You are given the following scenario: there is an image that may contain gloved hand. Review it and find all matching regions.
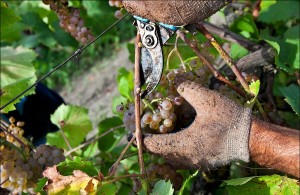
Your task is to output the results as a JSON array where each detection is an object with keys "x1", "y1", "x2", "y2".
[
  {"x1": 143, "y1": 81, "x2": 252, "y2": 170},
  {"x1": 123, "y1": 0, "x2": 229, "y2": 26}
]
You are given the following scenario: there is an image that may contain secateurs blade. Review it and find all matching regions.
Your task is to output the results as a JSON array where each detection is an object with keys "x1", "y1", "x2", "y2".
[{"x1": 135, "y1": 19, "x2": 176, "y2": 98}]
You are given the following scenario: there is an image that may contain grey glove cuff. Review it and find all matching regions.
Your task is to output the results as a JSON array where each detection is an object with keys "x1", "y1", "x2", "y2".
[{"x1": 227, "y1": 107, "x2": 252, "y2": 163}]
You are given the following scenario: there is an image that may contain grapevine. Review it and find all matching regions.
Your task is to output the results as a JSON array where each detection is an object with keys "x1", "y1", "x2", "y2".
[{"x1": 1, "y1": 0, "x2": 299, "y2": 194}]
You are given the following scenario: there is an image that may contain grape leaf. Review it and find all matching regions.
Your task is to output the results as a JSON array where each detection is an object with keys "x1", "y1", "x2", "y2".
[
  {"x1": 151, "y1": 180, "x2": 174, "y2": 195},
  {"x1": 259, "y1": 0, "x2": 299, "y2": 23},
  {"x1": 279, "y1": 84, "x2": 300, "y2": 116},
  {"x1": 0, "y1": 4, "x2": 21, "y2": 33},
  {"x1": 35, "y1": 177, "x2": 48, "y2": 194},
  {"x1": 43, "y1": 166, "x2": 100, "y2": 195},
  {"x1": 57, "y1": 156, "x2": 98, "y2": 177},
  {"x1": 97, "y1": 117, "x2": 125, "y2": 152},
  {"x1": 222, "y1": 176, "x2": 257, "y2": 186},
  {"x1": 246, "y1": 80, "x2": 260, "y2": 108},
  {"x1": 0, "y1": 46, "x2": 37, "y2": 113},
  {"x1": 97, "y1": 183, "x2": 118, "y2": 195},
  {"x1": 230, "y1": 43, "x2": 249, "y2": 61},
  {"x1": 47, "y1": 104, "x2": 92, "y2": 149},
  {"x1": 224, "y1": 175, "x2": 299, "y2": 195},
  {"x1": 230, "y1": 14, "x2": 259, "y2": 39},
  {"x1": 117, "y1": 67, "x2": 134, "y2": 101}
]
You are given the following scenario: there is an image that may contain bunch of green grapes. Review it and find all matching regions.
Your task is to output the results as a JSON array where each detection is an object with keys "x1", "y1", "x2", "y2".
[
  {"x1": 0, "y1": 117, "x2": 65, "y2": 194},
  {"x1": 42, "y1": 0, "x2": 94, "y2": 44}
]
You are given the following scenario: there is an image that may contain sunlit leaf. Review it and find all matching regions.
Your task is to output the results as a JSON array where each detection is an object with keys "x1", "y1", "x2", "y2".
[
  {"x1": 151, "y1": 180, "x2": 174, "y2": 195},
  {"x1": 279, "y1": 84, "x2": 300, "y2": 116},
  {"x1": 0, "y1": 46, "x2": 37, "y2": 113},
  {"x1": 246, "y1": 80, "x2": 260, "y2": 108},
  {"x1": 57, "y1": 156, "x2": 98, "y2": 177},
  {"x1": 47, "y1": 104, "x2": 92, "y2": 149},
  {"x1": 43, "y1": 166, "x2": 100, "y2": 195}
]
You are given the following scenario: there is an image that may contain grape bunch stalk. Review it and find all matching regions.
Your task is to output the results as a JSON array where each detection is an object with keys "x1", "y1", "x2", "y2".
[
  {"x1": 42, "y1": 0, "x2": 94, "y2": 44},
  {"x1": 0, "y1": 117, "x2": 65, "y2": 194}
]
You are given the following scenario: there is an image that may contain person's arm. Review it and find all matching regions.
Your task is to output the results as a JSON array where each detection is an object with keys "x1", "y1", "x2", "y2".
[{"x1": 249, "y1": 118, "x2": 300, "y2": 178}]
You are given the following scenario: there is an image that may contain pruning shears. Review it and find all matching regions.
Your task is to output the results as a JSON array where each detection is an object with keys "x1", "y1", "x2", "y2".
[{"x1": 134, "y1": 17, "x2": 178, "y2": 98}]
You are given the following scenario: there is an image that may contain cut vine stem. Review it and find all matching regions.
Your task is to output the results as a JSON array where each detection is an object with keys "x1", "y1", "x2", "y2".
[
  {"x1": 196, "y1": 23, "x2": 251, "y2": 93},
  {"x1": 133, "y1": 33, "x2": 145, "y2": 176}
]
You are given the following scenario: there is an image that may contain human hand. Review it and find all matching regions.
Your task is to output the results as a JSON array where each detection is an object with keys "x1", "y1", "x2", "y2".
[
  {"x1": 142, "y1": 81, "x2": 252, "y2": 170},
  {"x1": 123, "y1": 1, "x2": 228, "y2": 26}
]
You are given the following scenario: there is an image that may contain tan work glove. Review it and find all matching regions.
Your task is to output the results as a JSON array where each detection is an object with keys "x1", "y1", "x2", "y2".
[
  {"x1": 123, "y1": 1, "x2": 228, "y2": 26},
  {"x1": 143, "y1": 81, "x2": 252, "y2": 170}
]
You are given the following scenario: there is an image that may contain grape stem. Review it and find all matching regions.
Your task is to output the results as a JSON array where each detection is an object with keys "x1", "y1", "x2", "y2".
[
  {"x1": 59, "y1": 129, "x2": 73, "y2": 159},
  {"x1": 176, "y1": 30, "x2": 245, "y2": 97},
  {"x1": 142, "y1": 99, "x2": 155, "y2": 113},
  {"x1": 0, "y1": 178, "x2": 9, "y2": 186},
  {"x1": 133, "y1": 33, "x2": 146, "y2": 176},
  {"x1": 104, "y1": 173, "x2": 144, "y2": 184},
  {"x1": 65, "y1": 124, "x2": 124, "y2": 156},
  {"x1": 166, "y1": 34, "x2": 187, "y2": 71}
]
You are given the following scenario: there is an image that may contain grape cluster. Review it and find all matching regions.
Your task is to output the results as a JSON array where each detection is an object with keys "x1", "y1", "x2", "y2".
[
  {"x1": 42, "y1": 0, "x2": 94, "y2": 44},
  {"x1": 0, "y1": 117, "x2": 65, "y2": 194},
  {"x1": 147, "y1": 163, "x2": 183, "y2": 191},
  {"x1": 108, "y1": 0, "x2": 124, "y2": 19}
]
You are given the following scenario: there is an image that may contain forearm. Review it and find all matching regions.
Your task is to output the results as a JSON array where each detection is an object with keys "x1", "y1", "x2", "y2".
[{"x1": 249, "y1": 118, "x2": 300, "y2": 178}]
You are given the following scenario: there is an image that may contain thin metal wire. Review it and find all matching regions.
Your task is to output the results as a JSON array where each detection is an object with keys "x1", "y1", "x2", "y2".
[{"x1": 0, "y1": 12, "x2": 129, "y2": 111}]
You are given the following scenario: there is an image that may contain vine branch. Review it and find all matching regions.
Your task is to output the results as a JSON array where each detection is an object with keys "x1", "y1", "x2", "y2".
[
  {"x1": 133, "y1": 33, "x2": 145, "y2": 176},
  {"x1": 176, "y1": 30, "x2": 245, "y2": 97}
]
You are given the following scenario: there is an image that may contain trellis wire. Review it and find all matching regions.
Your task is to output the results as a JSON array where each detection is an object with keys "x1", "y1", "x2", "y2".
[{"x1": 0, "y1": 12, "x2": 129, "y2": 111}]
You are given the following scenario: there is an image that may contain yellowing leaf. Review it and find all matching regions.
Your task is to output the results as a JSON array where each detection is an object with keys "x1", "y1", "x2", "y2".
[
  {"x1": 43, "y1": 166, "x2": 100, "y2": 195},
  {"x1": 246, "y1": 80, "x2": 260, "y2": 108}
]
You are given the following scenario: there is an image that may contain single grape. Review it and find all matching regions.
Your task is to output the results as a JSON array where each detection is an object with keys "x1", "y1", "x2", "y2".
[
  {"x1": 167, "y1": 71, "x2": 176, "y2": 81},
  {"x1": 152, "y1": 113, "x2": 162, "y2": 123},
  {"x1": 116, "y1": 104, "x2": 125, "y2": 112},
  {"x1": 38, "y1": 157, "x2": 46, "y2": 165},
  {"x1": 142, "y1": 112, "x2": 153, "y2": 124},
  {"x1": 160, "y1": 109, "x2": 170, "y2": 119},
  {"x1": 169, "y1": 113, "x2": 177, "y2": 122},
  {"x1": 159, "y1": 125, "x2": 168, "y2": 134},
  {"x1": 150, "y1": 121, "x2": 159, "y2": 130},
  {"x1": 161, "y1": 99, "x2": 172, "y2": 111},
  {"x1": 163, "y1": 119, "x2": 172, "y2": 128},
  {"x1": 114, "y1": 10, "x2": 123, "y2": 19},
  {"x1": 174, "y1": 96, "x2": 184, "y2": 105}
]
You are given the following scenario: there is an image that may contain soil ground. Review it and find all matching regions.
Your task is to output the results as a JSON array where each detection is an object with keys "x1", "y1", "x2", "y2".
[{"x1": 58, "y1": 45, "x2": 132, "y2": 133}]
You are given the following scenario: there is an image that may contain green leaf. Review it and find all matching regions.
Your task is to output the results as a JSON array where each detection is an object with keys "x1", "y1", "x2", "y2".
[
  {"x1": 281, "y1": 25, "x2": 300, "y2": 70},
  {"x1": 98, "y1": 183, "x2": 118, "y2": 195},
  {"x1": 47, "y1": 104, "x2": 92, "y2": 149},
  {"x1": 0, "y1": 46, "x2": 37, "y2": 113},
  {"x1": 259, "y1": 0, "x2": 299, "y2": 23},
  {"x1": 97, "y1": 117, "x2": 125, "y2": 152},
  {"x1": 151, "y1": 180, "x2": 174, "y2": 195},
  {"x1": 230, "y1": 14, "x2": 259, "y2": 39},
  {"x1": 223, "y1": 176, "x2": 257, "y2": 186},
  {"x1": 0, "y1": 5, "x2": 21, "y2": 33},
  {"x1": 224, "y1": 175, "x2": 299, "y2": 195},
  {"x1": 35, "y1": 177, "x2": 48, "y2": 194},
  {"x1": 246, "y1": 80, "x2": 260, "y2": 108},
  {"x1": 57, "y1": 156, "x2": 98, "y2": 177},
  {"x1": 116, "y1": 67, "x2": 134, "y2": 101},
  {"x1": 279, "y1": 84, "x2": 300, "y2": 116},
  {"x1": 179, "y1": 171, "x2": 198, "y2": 195},
  {"x1": 230, "y1": 43, "x2": 249, "y2": 61}
]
